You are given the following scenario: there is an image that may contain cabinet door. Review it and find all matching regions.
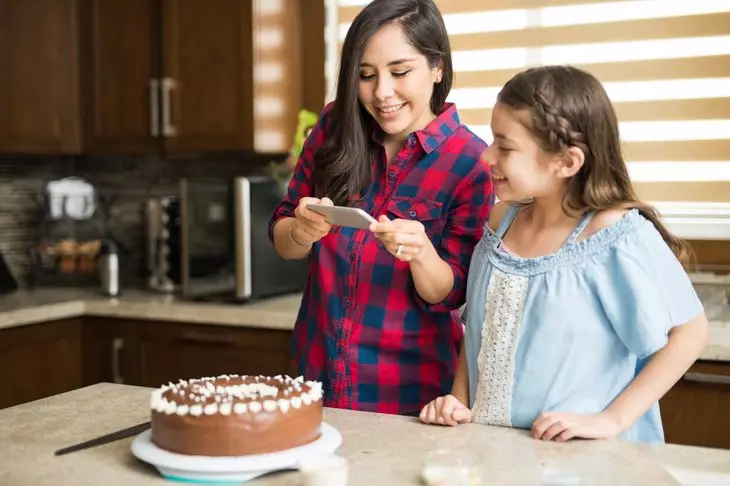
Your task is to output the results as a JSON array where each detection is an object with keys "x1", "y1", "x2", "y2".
[
  {"x1": 161, "y1": 0, "x2": 254, "y2": 152},
  {"x1": 0, "y1": 319, "x2": 83, "y2": 409},
  {"x1": 137, "y1": 322, "x2": 294, "y2": 387},
  {"x1": 661, "y1": 360, "x2": 730, "y2": 449},
  {"x1": 0, "y1": 0, "x2": 81, "y2": 153},
  {"x1": 80, "y1": 0, "x2": 162, "y2": 154},
  {"x1": 82, "y1": 318, "x2": 140, "y2": 387}
]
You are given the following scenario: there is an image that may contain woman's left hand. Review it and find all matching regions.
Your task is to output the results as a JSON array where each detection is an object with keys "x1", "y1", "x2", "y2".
[
  {"x1": 370, "y1": 215, "x2": 432, "y2": 262},
  {"x1": 531, "y1": 411, "x2": 623, "y2": 442}
]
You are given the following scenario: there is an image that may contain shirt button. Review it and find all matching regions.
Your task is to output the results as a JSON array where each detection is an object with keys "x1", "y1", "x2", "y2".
[
  {"x1": 344, "y1": 298, "x2": 353, "y2": 308},
  {"x1": 388, "y1": 170, "x2": 396, "y2": 178},
  {"x1": 349, "y1": 252, "x2": 357, "y2": 261},
  {"x1": 408, "y1": 210, "x2": 417, "y2": 218}
]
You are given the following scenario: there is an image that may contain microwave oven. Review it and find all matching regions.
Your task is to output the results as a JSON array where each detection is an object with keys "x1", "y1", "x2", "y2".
[{"x1": 178, "y1": 176, "x2": 308, "y2": 301}]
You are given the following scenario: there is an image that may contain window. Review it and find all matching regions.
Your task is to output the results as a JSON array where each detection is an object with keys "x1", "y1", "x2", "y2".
[{"x1": 328, "y1": 0, "x2": 730, "y2": 239}]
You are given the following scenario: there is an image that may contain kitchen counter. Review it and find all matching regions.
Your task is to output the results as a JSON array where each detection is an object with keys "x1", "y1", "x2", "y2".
[
  {"x1": 1, "y1": 383, "x2": 729, "y2": 486},
  {"x1": 0, "y1": 287, "x2": 303, "y2": 331},
  {"x1": 0, "y1": 285, "x2": 729, "y2": 361}
]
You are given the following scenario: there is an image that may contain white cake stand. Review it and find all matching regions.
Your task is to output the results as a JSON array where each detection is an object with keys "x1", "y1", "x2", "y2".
[{"x1": 130, "y1": 422, "x2": 342, "y2": 484}]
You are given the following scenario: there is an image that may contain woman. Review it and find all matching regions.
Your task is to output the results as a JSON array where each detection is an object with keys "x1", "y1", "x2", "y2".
[{"x1": 268, "y1": 0, "x2": 494, "y2": 415}]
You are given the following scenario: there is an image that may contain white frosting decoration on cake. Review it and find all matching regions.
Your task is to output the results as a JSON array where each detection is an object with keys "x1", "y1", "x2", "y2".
[
  {"x1": 249, "y1": 401, "x2": 262, "y2": 413},
  {"x1": 204, "y1": 403, "x2": 218, "y2": 415},
  {"x1": 150, "y1": 375, "x2": 322, "y2": 418},
  {"x1": 219, "y1": 402, "x2": 232, "y2": 416}
]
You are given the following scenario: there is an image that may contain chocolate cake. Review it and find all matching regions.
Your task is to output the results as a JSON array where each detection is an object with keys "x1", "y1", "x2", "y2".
[{"x1": 150, "y1": 374, "x2": 324, "y2": 456}]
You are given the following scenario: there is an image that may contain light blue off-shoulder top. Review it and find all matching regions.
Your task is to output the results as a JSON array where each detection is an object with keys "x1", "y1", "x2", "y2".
[{"x1": 463, "y1": 205, "x2": 703, "y2": 442}]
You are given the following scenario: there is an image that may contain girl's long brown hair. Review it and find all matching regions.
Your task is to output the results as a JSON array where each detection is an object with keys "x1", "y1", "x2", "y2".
[{"x1": 497, "y1": 65, "x2": 692, "y2": 267}]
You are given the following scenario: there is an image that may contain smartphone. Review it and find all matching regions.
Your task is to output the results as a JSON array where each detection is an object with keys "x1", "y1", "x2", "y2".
[{"x1": 306, "y1": 204, "x2": 377, "y2": 230}]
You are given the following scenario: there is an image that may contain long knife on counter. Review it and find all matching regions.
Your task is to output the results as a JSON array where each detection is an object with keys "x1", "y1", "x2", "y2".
[{"x1": 54, "y1": 421, "x2": 151, "y2": 456}]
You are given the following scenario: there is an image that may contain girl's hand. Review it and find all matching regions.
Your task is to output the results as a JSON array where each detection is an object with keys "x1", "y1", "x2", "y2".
[
  {"x1": 370, "y1": 215, "x2": 431, "y2": 262},
  {"x1": 419, "y1": 394, "x2": 472, "y2": 426},
  {"x1": 292, "y1": 197, "x2": 333, "y2": 245},
  {"x1": 531, "y1": 411, "x2": 622, "y2": 442}
]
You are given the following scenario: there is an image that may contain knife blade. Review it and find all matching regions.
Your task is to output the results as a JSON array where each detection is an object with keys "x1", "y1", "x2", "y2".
[{"x1": 54, "y1": 421, "x2": 151, "y2": 456}]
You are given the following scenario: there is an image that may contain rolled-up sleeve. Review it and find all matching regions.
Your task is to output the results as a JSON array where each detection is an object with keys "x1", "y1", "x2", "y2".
[
  {"x1": 267, "y1": 103, "x2": 332, "y2": 243},
  {"x1": 416, "y1": 159, "x2": 494, "y2": 312}
]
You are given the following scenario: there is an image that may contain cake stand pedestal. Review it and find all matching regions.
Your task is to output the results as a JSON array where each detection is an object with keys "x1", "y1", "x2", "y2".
[{"x1": 131, "y1": 422, "x2": 342, "y2": 484}]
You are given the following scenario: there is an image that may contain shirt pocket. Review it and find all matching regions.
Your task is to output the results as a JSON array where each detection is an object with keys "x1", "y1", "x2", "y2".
[{"x1": 385, "y1": 197, "x2": 445, "y2": 238}]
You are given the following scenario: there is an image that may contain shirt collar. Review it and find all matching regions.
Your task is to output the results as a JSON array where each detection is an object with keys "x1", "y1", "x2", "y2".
[{"x1": 370, "y1": 102, "x2": 461, "y2": 153}]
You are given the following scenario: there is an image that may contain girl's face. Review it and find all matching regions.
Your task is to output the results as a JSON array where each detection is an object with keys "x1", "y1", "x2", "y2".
[
  {"x1": 484, "y1": 102, "x2": 572, "y2": 203},
  {"x1": 358, "y1": 23, "x2": 442, "y2": 141}
]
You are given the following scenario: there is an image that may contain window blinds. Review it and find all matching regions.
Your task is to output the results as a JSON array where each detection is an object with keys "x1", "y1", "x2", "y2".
[{"x1": 331, "y1": 0, "x2": 730, "y2": 208}]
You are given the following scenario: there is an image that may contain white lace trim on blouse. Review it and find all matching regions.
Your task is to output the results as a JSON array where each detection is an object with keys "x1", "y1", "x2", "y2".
[{"x1": 471, "y1": 268, "x2": 528, "y2": 426}]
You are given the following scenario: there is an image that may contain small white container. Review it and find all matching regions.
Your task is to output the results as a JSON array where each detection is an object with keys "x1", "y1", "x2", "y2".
[{"x1": 299, "y1": 454, "x2": 349, "y2": 486}]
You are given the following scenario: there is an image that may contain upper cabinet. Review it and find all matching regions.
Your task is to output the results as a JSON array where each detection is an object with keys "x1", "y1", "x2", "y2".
[
  {"x1": 80, "y1": 0, "x2": 162, "y2": 154},
  {"x1": 0, "y1": 0, "x2": 82, "y2": 153},
  {"x1": 0, "y1": 0, "x2": 324, "y2": 155}
]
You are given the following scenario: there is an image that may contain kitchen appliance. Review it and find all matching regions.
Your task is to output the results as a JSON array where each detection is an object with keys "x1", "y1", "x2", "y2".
[
  {"x1": 178, "y1": 176, "x2": 308, "y2": 301},
  {"x1": 145, "y1": 196, "x2": 181, "y2": 293}
]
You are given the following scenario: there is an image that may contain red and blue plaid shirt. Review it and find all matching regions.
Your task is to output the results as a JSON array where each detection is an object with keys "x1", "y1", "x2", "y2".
[{"x1": 269, "y1": 102, "x2": 494, "y2": 414}]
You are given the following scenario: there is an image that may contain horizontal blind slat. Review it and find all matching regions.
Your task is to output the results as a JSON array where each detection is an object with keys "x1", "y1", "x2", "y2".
[
  {"x1": 451, "y1": 56, "x2": 730, "y2": 88},
  {"x1": 624, "y1": 140, "x2": 730, "y2": 162},
  {"x1": 449, "y1": 13, "x2": 730, "y2": 51},
  {"x1": 459, "y1": 99, "x2": 730, "y2": 125},
  {"x1": 633, "y1": 181, "x2": 730, "y2": 202},
  {"x1": 338, "y1": 0, "x2": 621, "y2": 24}
]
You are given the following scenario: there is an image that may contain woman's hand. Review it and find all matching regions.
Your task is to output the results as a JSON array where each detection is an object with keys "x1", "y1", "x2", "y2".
[
  {"x1": 531, "y1": 411, "x2": 622, "y2": 442},
  {"x1": 419, "y1": 394, "x2": 472, "y2": 426},
  {"x1": 370, "y1": 215, "x2": 432, "y2": 262},
  {"x1": 291, "y1": 197, "x2": 333, "y2": 245}
]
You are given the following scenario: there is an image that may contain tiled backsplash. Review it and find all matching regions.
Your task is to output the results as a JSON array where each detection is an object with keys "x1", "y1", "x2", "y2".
[{"x1": 0, "y1": 153, "x2": 284, "y2": 287}]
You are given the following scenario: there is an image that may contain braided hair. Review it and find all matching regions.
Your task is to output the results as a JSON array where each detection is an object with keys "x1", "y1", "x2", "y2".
[{"x1": 497, "y1": 65, "x2": 692, "y2": 267}]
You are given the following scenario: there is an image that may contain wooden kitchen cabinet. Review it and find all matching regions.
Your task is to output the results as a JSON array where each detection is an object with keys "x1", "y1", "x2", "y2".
[
  {"x1": 0, "y1": 0, "x2": 324, "y2": 155},
  {"x1": 0, "y1": 319, "x2": 83, "y2": 409},
  {"x1": 81, "y1": 0, "x2": 254, "y2": 154},
  {"x1": 661, "y1": 360, "x2": 730, "y2": 449},
  {"x1": 0, "y1": 0, "x2": 81, "y2": 153},
  {"x1": 82, "y1": 318, "x2": 141, "y2": 387},
  {"x1": 135, "y1": 320, "x2": 296, "y2": 388}
]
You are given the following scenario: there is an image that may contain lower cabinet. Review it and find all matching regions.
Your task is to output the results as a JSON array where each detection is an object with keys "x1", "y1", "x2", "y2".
[
  {"x1": 0, "y1": 316, "x2": 294, "y2": 410},
  {"x1": 134, "y1": 321, "x2": 296, "y2": 387},
  {"x1": 660, "y1": 360, "x2": 730, "y2": 449},
  {"x1": 0, "y1": 319, "x2": 83, "y2": 409}
]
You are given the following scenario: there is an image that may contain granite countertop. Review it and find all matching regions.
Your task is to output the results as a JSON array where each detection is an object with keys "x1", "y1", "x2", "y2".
[
  {"x1": 1, "y1": 383, "x2": 729, "y2": 486},
  {"x1": 0, "y1": 288, "x2": 304, "y2": 331},
  {"x1": 0, "y1": 285, "x2": 729, "y2": 361}
]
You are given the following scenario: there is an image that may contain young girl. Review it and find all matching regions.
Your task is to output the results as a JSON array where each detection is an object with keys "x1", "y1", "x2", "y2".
[{"x1": 419, "y1": 65, "x2": 709, "y2": 443}]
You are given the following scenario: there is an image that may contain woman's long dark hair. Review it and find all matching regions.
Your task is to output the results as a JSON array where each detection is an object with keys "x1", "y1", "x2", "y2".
[
  {"x1": 312, "y1": 0, "x2": 453, "y2": 206},
  {"x1": 497, "y1": 66, "x2": 692, "y2": 267}
]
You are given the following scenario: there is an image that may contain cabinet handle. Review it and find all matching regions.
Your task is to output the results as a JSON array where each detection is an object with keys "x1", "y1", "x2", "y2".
[
  {"x1": 179, "y1": 330, "x2": 235, "y2": 345},
  {"x1": 149, "y1": 79, "x2": 160, "y2": 137},
  {"x1": 111, "y1": 337, "x2": 124, "y2": 384},
  {"x1": 161, "y1": 77, "x2": 178, "y2": 137},
  {"x1": 683, "y1": 372, "x2": 730, "y2": 386}
]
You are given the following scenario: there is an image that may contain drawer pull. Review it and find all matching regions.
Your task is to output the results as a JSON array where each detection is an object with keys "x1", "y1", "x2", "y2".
[
  {"x1": 683, "y1": 372, "x2": 730, "y2": 386},
  {"x1": 179, "y1": 330, "x2": 235, "y2": 345},
  {"x1": 111, "y1": 337, "x2": 124, "y2": 384}
]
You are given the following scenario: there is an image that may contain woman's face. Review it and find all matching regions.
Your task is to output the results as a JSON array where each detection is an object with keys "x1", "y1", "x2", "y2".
[{"x1": 358, "y1": 23, "x2": 442, "y2": 141}]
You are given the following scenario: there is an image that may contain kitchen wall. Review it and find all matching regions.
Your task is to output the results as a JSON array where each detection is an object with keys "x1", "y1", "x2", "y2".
[{"x1": 0, "y1": 152, "x2": 285, "y2": 287}]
